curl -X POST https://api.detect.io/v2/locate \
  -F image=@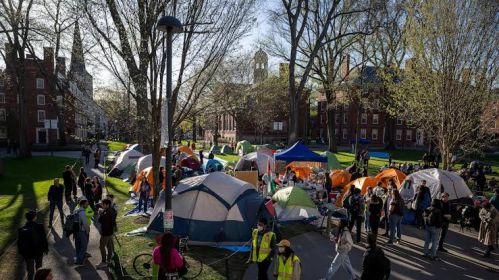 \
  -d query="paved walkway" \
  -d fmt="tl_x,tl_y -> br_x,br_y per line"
243,224 -> 499,280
